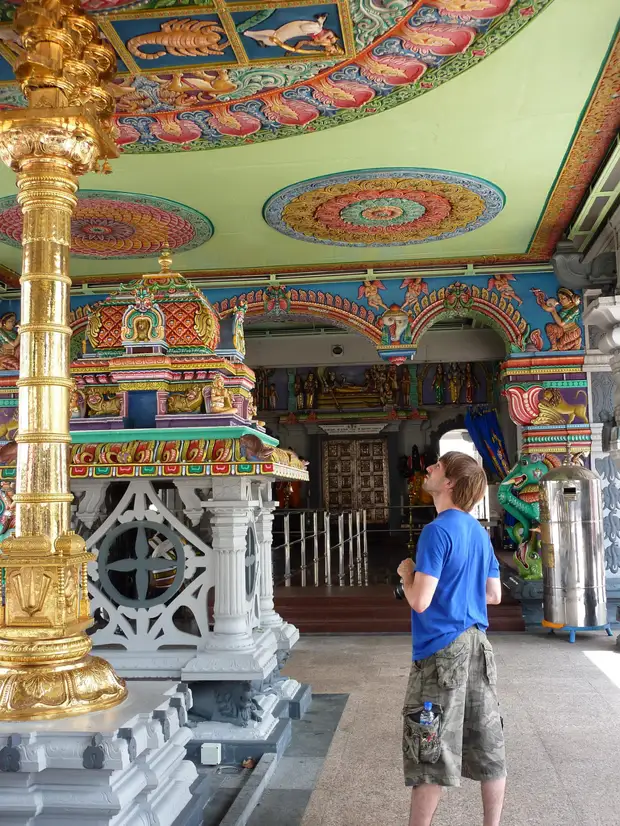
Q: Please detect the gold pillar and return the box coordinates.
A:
[0,0,126,719]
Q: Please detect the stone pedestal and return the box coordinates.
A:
[0,682,199,826]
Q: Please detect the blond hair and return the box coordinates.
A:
[440,451,487,513]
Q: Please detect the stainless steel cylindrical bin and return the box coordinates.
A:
[539,465,607,628]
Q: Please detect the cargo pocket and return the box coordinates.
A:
[402,705,442,764]
[481,639,497,686]
[435,643,467,689]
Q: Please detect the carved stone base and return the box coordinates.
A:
[181,629,278,682]
[0,653,127,721]
[0,682,198,826]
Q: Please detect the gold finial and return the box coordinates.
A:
[158,247,172,274]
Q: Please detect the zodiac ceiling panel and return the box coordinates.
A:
[0,0,551,151]
[262,168,505,246]
[0,191,214,258]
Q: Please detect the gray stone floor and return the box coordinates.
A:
[275,631,620,826]
[246,695,348,826]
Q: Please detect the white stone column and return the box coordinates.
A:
[254,482,299,651]
[583,296,620,464]
[181,477,278,681]
[72,479,107,530]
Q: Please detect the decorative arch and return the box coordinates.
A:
[213,286,382,346]
[408,282,529,354]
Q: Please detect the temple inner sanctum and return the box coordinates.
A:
[0,0,617,824]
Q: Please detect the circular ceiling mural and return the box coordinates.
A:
[262,168,505,246]
[0,191,213,258]
[0,0,550,152]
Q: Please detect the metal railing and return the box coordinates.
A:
[273,509,368,587]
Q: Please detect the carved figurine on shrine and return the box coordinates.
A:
[464,363,478,405]
[432,364,445,405]
[209,374,237,414]
[86,389,122,417]
[0,479,15,544]
[304,371,318,410]
[167,384,204,414]
[0,312,19,371]
[69,381,85,419]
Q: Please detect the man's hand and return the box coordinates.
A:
[397,558,415,581]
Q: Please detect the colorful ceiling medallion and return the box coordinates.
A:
[0,191,213,258]
[0,0,551,151]
[263,168,505,246]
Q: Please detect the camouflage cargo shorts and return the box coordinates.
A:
[402,626,506,787]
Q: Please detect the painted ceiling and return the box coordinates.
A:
[0,0,616,285]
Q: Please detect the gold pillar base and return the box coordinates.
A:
[0,640,127,721]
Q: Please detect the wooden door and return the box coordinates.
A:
[322,439,388,523]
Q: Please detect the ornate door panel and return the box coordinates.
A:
[357,439,389,523]
[322,439,388,523]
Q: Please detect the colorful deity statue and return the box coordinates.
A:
[432,364,445,405]
[294,374,304,410]
[209,374,237,414]
[464,363,478,404]
[233,300,247,356]
[304,372,317,410]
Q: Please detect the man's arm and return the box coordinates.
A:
[486,577,502,605]
[401,570,439,614]
[486,544,502,605]
[397,523,446,613]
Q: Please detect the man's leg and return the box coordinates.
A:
[461,632,507,826]
[409,784,442,826]
[481,776,506,826]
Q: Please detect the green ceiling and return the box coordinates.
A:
[0,0,617,280]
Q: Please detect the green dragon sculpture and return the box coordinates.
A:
[497,452,550,581]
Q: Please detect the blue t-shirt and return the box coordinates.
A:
[411,509,500,661]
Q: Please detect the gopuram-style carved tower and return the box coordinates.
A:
[0,0,127,718]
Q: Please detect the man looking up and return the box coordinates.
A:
[397,451,506,826]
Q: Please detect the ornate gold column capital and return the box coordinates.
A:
[0,109,117,174]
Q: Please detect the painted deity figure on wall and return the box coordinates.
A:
[487,274,522,305]
[0,312,19,370]
[532,286,582,351]
[432,364,445,405]
[380,305,412,345]
[358,279,387,311]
